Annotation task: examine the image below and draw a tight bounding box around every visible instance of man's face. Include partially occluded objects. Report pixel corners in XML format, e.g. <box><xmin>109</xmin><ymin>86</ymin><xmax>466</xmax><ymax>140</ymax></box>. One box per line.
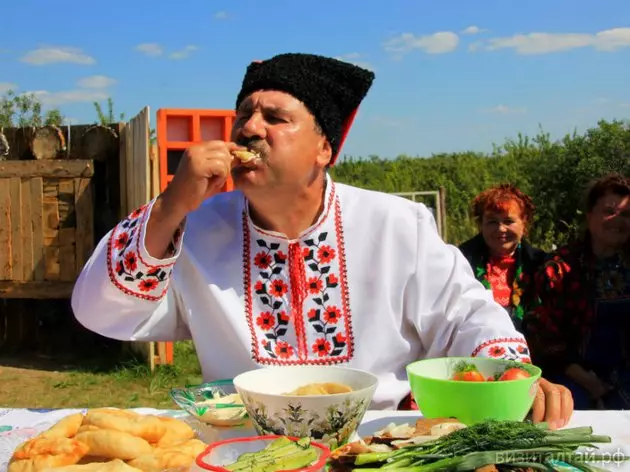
<box><xmin>230</xmin><ymin>90</ymin><xmax>332</xmax><ymax>193</ymax></box>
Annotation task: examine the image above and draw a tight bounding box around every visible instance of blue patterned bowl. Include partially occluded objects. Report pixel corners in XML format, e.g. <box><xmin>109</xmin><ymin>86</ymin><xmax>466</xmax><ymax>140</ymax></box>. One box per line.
<box><xmin>169</xmin><ymin>380</ymin><xmax>249</xmax><ymax>427</ymax></box>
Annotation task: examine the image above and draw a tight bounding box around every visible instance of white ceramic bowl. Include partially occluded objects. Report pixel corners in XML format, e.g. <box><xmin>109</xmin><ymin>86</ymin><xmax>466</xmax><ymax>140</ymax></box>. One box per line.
<box><xmin>232</xmin><ymin>366</ymin><xmax>378</xmax><ymax>450</ymax></box>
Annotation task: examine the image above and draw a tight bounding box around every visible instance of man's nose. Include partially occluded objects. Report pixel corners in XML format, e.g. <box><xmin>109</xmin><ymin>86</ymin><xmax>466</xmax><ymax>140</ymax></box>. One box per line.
<box><xmin>241</xmin><ymin>112</ymin><xmax>265</xmax><ymax>139</ymax></box>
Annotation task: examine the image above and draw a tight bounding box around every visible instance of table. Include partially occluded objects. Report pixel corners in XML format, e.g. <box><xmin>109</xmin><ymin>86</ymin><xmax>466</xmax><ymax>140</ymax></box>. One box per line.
<box><xmin>1</xmin><ymin>408</ymin><xmax>629</xmax><ymax>470</ymax></box>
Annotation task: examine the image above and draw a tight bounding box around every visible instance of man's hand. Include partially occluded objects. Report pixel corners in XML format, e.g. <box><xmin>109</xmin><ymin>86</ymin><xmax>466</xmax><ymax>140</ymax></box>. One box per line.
<box><xmin>161</xmin><ymin>141</ymin><xmax>246</xmax><ymax>219</ymax></box>
<box><xmin>531</xmin><ymin>378</ymin><xmax>574</xmax><ymax>430</ymax></box>
<box><xmin>145</xmin><ymin>140</ymin><xmax>246</xmax><ymax>259</ymax></box>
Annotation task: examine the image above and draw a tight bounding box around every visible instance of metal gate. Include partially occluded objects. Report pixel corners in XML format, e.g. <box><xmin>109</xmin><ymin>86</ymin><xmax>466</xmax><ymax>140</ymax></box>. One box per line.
<box><xmin>390</xmin><ymin>188</ymin><xmax>447</xmax><ymax>241</ymax></box>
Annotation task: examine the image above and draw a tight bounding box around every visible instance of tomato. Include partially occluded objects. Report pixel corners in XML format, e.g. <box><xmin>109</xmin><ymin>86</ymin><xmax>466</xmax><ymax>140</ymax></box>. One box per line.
<box><xmin>451</xmin><ymin>371</ymin><xmax>486</xmax><ymax>382</ymax></box>
<box><xmin>498</xmin><ymin>367</ymin><xmax>531</xmax><ymax>381</ymax></box>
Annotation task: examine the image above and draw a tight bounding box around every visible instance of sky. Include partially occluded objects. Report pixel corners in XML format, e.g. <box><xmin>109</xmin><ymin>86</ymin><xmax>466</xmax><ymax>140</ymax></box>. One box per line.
<box><xmin>1</xmin><ymin>0</ymin><xmax>629</xmax><ymax>160</ymax></box>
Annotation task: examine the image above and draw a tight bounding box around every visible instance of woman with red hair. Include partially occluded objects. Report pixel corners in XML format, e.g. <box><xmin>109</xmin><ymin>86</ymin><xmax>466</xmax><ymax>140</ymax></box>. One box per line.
<box><xmin>459</xmin><ymin>184</ymin><xmax>546</xmax><ymax>333</ymax></box>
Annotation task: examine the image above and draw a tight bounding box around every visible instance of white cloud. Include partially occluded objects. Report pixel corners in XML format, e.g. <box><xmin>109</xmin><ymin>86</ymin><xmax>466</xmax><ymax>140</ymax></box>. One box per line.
<box><xmin>20</xmin><ymin>46</ymin><xmax>95</xmax><ymax>65</ymax></box>
<box><xmin>17</xmin><ymin>74</ymin><xmax>116</xmax><ymax>106</ymax></box>
<box><xmin>461</xmin><ymin>26</ymin><xmax>487</xmax><ymax>35</ymax></box>
<box><xmin>214</xmin><ymin>11</ymin><xmax>228</xmax><ymax>19</ymax></box>
<box><xmin>27</xmin><ymin>89</ymin><xmax>109</xmax><ymax>106</ymax></box>
<box><xmin>169</xmin><ymin>45</ymin><xmax>199</xmax><ymax>60</ymax></box>
<box><xmin>76</xmin><ymin>75</ymin><xmax>117</xmax><ymax>89</ymax></box>
<box><xmin>473</xmin><ymin>27</ymin><xmax>630</xmax><ymax>55</ymax></box>
<box><xmin>335</xmin><ymin>53</ymin><xmax>374</xmax><ymax>71</ymax></box>
<box><xmin>383</xmin><ymin>32</ymin><xmax>459</xmax><ymax>58</ymax></box>
<box><xmin>482</xmin><ymin>105</ymin><xmax>527</xmax><ymax>114</ymax></box>
<box><xmin>468</xmin><ymin>41</ymin><xmax>482</xmax><ymax>52</ymax></box>
<box><xmin>135</xmin><ymin>43</ymin><xmax>163</xmax><ymax>56</ymax></box>
<box><xmin>135</xmin><ymin>43</ymin><xmax>199</xmax><ymax>60</ymax></box>
<box><xmin>0</xmin><ymin>82</ymin><xmax>17</xmax><ymax>94</ymax></box>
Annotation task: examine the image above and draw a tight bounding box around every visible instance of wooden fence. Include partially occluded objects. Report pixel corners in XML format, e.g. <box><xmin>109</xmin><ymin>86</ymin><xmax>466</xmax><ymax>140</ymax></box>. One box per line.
<box><xmin>0</xmin><ymin>111</ymin><xmax>158</xmax><ymax>357</ymax></box>
<box><xmin>0</xmin><ymin>160</ymin><xmax>94</xmax><ymax>298</ymax></box>
<box><xmin>117</xmin><ymin>107</ymin><xmax>164</xmax><ymax>369</ymax></box>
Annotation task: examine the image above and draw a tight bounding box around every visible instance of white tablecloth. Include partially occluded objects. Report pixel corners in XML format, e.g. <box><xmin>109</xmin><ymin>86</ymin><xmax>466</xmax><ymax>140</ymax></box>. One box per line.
<box><xmin>1</xmin><ymin>408</ymin><xmax>629</xmax><ymax>470</ymax></box>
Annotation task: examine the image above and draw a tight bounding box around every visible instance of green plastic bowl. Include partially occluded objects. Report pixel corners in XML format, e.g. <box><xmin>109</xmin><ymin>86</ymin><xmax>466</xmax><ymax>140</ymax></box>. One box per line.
<box><xmin>406</xmin><ymin>357</ymin><xmax>542</xmax><ymax>425</ymax></box>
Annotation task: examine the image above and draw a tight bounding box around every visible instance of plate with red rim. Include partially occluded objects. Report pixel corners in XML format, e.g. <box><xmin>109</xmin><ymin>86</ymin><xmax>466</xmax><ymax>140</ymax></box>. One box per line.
<box><xmin>192</xmin><ymin>434</ymin><xmax>331</xmax><ymax>472</ymax></box>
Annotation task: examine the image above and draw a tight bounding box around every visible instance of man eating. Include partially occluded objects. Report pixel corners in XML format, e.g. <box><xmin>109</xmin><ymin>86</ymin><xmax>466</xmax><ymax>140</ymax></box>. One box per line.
<box><xmin>71</xmin><ymin>53</ymin><xmax>572</xmax><ymax>428</ymax></box>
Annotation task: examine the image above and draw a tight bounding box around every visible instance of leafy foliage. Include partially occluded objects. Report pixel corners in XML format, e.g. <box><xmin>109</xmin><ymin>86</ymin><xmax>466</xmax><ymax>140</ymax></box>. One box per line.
<box><xmin>0</xmin><ymin>90</ymin><xmax>64</xmax><ymax>128</ymax></box>
<box><xmin>93</xmin><ymin>97</ymin><xmax>125</xmax><ymax>124</ymax></box>
<box><xmin>330</xmin><ymin>119</ymin><xmax>630</xmax><ymax>251</ymax></box>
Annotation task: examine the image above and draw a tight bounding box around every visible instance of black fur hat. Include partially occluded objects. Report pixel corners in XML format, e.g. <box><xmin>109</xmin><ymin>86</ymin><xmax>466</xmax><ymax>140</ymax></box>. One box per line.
<box><xmin>235</xmin><ymin>53</ymin><xmax>375</xmax><ymax>164</ymax></box>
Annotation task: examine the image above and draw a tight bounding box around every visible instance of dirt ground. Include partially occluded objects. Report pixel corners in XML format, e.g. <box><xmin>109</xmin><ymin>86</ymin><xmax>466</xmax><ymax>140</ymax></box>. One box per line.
<box><xmin>0</xmin><ymin>342</ymin><xmax>203</xmax><ymax>409</ymax></box>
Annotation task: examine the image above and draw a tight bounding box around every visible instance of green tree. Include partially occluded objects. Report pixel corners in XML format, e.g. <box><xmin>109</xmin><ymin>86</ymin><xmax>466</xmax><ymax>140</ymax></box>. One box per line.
<box><xmin>0</xmin><ymin>90</ymin><xmax>64</xmax><ymax>128</ymax></box>
<box><xmin>94</xmin><ymin>98</ymin><xmax>156</xmax><ymax>144</ymax></box>
<box><xmin>93</xmin><ymin>97</ymin><xmax>125</xmax><ymax>125</ymax></box>
<box><xmin>331</xmin><ymin>119</ymin><xmax>630</xmax><ymax>251</ymax></box>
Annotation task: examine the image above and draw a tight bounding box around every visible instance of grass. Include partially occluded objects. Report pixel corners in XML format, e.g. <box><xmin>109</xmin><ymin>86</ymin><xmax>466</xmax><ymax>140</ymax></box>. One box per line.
<box><xmin>0</xmin><ymin>341</ymin><xmax>204</xmax><ymax>409</ymax></box>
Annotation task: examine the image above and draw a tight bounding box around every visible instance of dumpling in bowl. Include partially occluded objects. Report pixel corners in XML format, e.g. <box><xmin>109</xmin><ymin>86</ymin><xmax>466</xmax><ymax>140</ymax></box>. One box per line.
<box><xmin>284</xmin><ymin>382</ymin><xmax>353</xmax><ymax>395</ymax></box>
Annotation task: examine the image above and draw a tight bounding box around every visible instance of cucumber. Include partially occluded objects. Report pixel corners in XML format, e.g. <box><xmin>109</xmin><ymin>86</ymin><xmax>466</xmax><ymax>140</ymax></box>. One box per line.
<box><xmin>223</xmin><ymin>436</ymin><xmax>319</xmax><ymax>472</ymax></box>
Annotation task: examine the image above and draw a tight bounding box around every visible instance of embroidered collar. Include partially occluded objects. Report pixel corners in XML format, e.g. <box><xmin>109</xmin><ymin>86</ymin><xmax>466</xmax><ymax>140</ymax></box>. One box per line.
<box><xmin>244</xmin><ymin>173</ymin><xmax>335</xmax><ymax>241</ymax></box>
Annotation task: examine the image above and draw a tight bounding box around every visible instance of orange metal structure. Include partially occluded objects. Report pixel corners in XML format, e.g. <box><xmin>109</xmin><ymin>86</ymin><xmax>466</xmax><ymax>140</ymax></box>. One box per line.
<box><xmin>156</xmin><ymin>108</ymin><xmax>237</xmax><ymax>192</ymax></box>
<box><xmin>154</xmin><ymin>108</ymin><xmax>237</xmax><ymax>364</ymax></box>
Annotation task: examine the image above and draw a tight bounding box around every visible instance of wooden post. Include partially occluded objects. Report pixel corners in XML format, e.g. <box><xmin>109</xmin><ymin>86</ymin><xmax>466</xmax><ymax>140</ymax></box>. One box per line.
<box><xmin>439</xmin><ymin>186</ymin><xmax>447</xmax><ymax>243</ymax></box>
<box><xmin>123</xmin><ymin>107</ymin><xmax>157</xmax><ymax>371</ymax></box>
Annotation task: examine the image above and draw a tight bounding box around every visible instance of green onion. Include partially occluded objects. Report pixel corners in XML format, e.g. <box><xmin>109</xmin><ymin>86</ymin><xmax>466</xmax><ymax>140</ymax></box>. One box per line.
<box><xmin>327</xmin><ymin>420</ymin><xmax>625</xmax><ymax>472</ymax></box>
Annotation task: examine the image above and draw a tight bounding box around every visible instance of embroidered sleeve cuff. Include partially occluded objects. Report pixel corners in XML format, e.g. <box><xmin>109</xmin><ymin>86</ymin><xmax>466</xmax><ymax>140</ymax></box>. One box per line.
<box><xmin>106</xmin><ymin>199</ymin><xmax>185</xmax><ymax>302</ymax></box>
<box><xmin>471</xmin><ymin>337</ymin><xmax>532</xmax><ymax>363</ymax></box>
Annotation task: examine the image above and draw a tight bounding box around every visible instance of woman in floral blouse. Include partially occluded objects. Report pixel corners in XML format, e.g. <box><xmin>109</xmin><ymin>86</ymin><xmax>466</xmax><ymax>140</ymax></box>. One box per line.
<box><xmin>459</xmin><ymin>184</ymin><xmax>547</xmax><ymax>333</ymax></box>
<box><xmin>524</xmin><ymin>173</ymin><xmax>630</xmax><ymax>409</ymax></box>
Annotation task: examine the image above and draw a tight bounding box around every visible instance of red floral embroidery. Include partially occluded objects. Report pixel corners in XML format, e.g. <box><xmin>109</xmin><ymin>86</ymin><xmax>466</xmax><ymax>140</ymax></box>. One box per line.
<box><xmin>248</xmin><ymin>235</ymin><xmax>295</xmax><ymax>360</ymax></box>
<box><xmin>312</xmin><ymin>338</ymin><xmax>331</xmax><ymax>357</ymax></box>
<box><xmin>471</xmin><ymin>337</ymin><xmax>530</xmax><ymax>362</ymax></box>
<box><xmin>269</xmin><ymin>279</ymin><xmax>289</xmax><ymax>297</ymax></box>
<box><xmin>301</xmin><ymin>226</ymin><xmax>349</xmax><ymax>358</ymax></box>
<box><xmin>244</xmin><ymin>183</ymin><xmax>355</xmax><ymax>366</ymax></box>
<box><xmin>106</xmin><ymin>201</ymin><xmax>180</xmax><ymax>301</ymax></box>
<box><xmin>323</xmin><ymin>306</ymin><xmax>341</xmax><ymax>324</ymax></box>
<box><xmin>307</xmin><ymin>277</ymin><xmax>323</xmax><ymax>294</ymax></box>
<box><xmin>256</xmin><ymin>312</ymin><xmax>275</xmax><ymax>331</ymax></box>
<box><xmin>254</xmin><ymin>252</ymin><xmax>272</xmax><ymax>269</ymax></box>
<box><xmin>114</xmin><ymin>232</ymin><xmax>129</xmax><ymax>250</ymax></box>
<box><xmin>139</xmin><ymin>278</ymin><xmax>159</xmax><ymax>292</ymax></box>
<box><xmin>124</xmin><ymin>252</ymin><xmax>138</xmax><ymax>272</ymax></box>
<box><xmin>488</xmin><ymin>346</ymin><xmax>506</xmax><ymax>357</ymax></box>
<box><xmin>317</xmin><ymin>246</ymin><xmax>335</xmax><ymax>264</ymax></box>
<box><xmin>275</xmin><ymin>341</ymin><xmax>294</xmax><ymax>359</ymax></box>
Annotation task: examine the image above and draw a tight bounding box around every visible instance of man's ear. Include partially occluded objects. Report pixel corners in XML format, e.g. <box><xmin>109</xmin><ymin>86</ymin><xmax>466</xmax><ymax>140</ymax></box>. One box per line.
<box><xmin>316</xmin><ymin>137</ymin><xmax>333</xmax><ymax>168</ymax></box>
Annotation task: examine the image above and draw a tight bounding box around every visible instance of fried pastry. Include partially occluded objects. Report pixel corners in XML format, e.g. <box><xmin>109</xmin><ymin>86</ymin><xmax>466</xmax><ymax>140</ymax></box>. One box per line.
<box><xmin>9</xmin><ymin>437</ymin><xmax>90</xmax><ymax>472</ymax></box>
<box><xmin>82</xmin><ymin>410</ymin><xmax>166</xmax><ymax>443</ymax></box>
<box><xmin>40</xmin><ymin>458</ymin><xmax>142</xmax><ymax>471</ymax></box>
<box><xmin>40</xmin><ymin>413</ymin><xmax>84</xmax><ymax>439</ymax></box>
<box><xmin>74</xmin><ymin>430</ymin><xmax>152</xmax><ymax>460</ymax></box>
<box><xmin>154</xmin><ymin>416</ymin><xmax>195</xmax><ymax>447</ymax></box>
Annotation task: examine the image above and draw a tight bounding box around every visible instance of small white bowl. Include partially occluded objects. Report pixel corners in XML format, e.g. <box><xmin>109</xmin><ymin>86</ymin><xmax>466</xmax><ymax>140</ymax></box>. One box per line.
<box><xmin>232</xmin><ymin>366</ymin><xmax>378</xmax><ymax>450</ymax></box>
